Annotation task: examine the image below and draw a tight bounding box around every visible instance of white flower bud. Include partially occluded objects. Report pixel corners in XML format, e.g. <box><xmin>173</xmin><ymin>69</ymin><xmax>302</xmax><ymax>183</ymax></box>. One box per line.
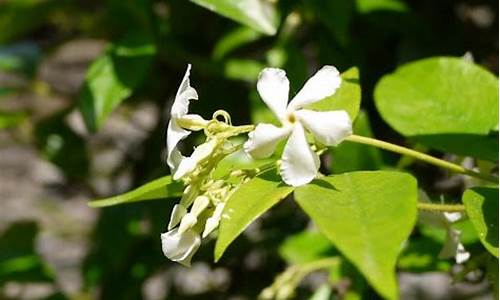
<box><xmin>174</xmin><ymin>139</ymin><xmax>218</xmax><ymax>180</ymax></box>
<box><xmin>191</xmin><ymin>195</ymin><xmax>210</xmax><ymax>217</ymax></box>
<box><xmin>178</xmin><ymin>213</ymin><xmax>197</xmax><ymax>234</ymax></box>
<box><xmin>168</xmin><ymin>204</ymin><xmax>187</xmax><ymax>230</ymax></box>
<box><xmin>161</xmin><ymin>228</ymin><xmax>201</xmax><ymax>267</ymax></box>
<box><xmin>202</xmin><ymin>203</ymin><xmax>225</xmax><ymax>238</ymax></box>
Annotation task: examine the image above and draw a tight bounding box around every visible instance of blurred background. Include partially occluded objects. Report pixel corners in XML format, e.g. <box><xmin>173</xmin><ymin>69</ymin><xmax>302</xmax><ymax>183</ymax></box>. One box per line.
<box><xmin>0</xmin><ymin>0</ymin><xmax>498</xmax><ymax>299</ymax></box>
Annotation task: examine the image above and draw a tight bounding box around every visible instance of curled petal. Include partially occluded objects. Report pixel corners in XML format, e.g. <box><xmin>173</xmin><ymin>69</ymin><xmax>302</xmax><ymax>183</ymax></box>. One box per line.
<box><xmin>171</xmin><ymin>64</ymin><xmax>198</xmax><ymax>119</ymax></box>
<box><xmin>174</xmin><ymin>139</ymin><xmax>218</xmax><ymax>180</ymax></box>
<box><xmin>280</xmin><ymin>124</ymin><xmax>320</xmax><ymax>187</ymax></box>
<box><xmin>257</xmin><ymin>68</ymin><xmax>290</xmax><ymax>119</ymax></box>
<box><xmin>296</xmin><ymin>109</ymin><xmax>352</xmax><ymax>146</ymax></box>
<box><xmin>167</xmin><ymin>120</ymin><xmax>190</xmax><ymax>172</ymax></box>
<box><xmin>244</xmin><ymin>124</ymin><xmax>291</xmax><ymax>159</ymax></box>
<box><xmin>161</xmin><ymin>228</ymin><xmax>201</xmax><ymax>267</ymax></box>
<box><xmin>288</xmin><ymin>65</ymin><xmax>341</xmax><ymax>110</ymax></box>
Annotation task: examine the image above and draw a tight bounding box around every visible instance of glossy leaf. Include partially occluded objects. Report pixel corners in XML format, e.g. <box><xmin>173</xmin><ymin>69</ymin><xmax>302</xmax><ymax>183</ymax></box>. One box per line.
<box><xmin>189</xmin><ymin>0</ymin><xmax>278</xmax><ymax>35</ymax></box>
<box><xmin>214</xmin><ymin>171</ymin><xmax>294</xmax><ymax>261</ymax></box>
<box><xmin>213</xmin><ymin>27</ymin><xmax>262</xmax><ymax>59</ymax></box>
<box><xmin>294</xmin><ymin>171</ymin><xmax>418</xmax><ymax>299</ymax></box>
<box><xmin>462</xmin><ymin>187</ymin><xmax>499</xmax><ymax>257</ymax></box>
<box><xmin>78</xmin><ymin>34</ymin><xmax>156</xmax><ymax>132</ymax></box>
<box><xmin>88</xmin><ymin>176</ymin><xmax>183</xmax><ymax>208</ymax></box>
<box><xmin>307</xmin><ymin>67</ymin><xmax>361</xmax><ymax>121</ymax></box>
<box><xmin>375</xmin><ymin>57</ymin><xmax>499</xmax><ymax>160</ymax></box>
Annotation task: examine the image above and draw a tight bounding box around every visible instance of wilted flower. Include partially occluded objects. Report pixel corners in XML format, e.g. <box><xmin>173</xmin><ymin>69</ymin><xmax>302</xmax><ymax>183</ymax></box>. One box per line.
<box><xmin>244</xmin><ymin>66</ymin><xmax>352</xmax><ymax>186</ymax></box>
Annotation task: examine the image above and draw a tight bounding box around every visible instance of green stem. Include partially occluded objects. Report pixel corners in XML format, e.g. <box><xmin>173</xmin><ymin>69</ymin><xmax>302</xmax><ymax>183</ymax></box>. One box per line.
<box><xmin>345</xmin><ymin>135</ymin><xmax>498</xmax><ymax>184</ymax></box>
<box><xmin>417</xmin><ymin>202</ymin><xmax>465</xmax><ymax>212</ymax></box>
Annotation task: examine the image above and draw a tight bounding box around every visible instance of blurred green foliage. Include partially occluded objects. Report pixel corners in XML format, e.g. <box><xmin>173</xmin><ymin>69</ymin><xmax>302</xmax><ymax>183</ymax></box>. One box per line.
<box><xmin>0</xmin><ymin>0</ymin><xmax>498</xmax><ymax>299</ymax></box>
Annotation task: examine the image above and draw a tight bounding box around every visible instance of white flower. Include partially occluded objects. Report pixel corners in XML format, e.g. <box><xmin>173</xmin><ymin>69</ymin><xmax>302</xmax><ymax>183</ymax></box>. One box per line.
<box><xmin>166</xmin><ymin>64</ymin><xmax>207</xmax><ymax>174</ymax></box>
<box><xmin>244</xmin><ymin>66</ymin><xmax>352</xmax><ymax>186</ymax></box>
<box><xmin>173</xmin><ymin>139</ymin><xmax>218</xmax><ymax>180</ymax></box>
<box><xmin>161</xmin><ymin>228</ymin><xmax>201</xmax><ymax>267</ymax></box>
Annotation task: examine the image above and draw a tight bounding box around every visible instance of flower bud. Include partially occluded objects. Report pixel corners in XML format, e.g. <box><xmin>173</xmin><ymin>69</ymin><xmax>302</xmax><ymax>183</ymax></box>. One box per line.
<box><xmin>168</xmin><ymin>204</ymin><xmax>187</xmax><ymax>230</ymax></box>
<box><xmin>179</xmin><ymin>213</ymin><xmax>197</xmax><ymax>234</ymax></box>
<box><xmin>174</xmin><ymin>139</ymin><xmax>218</xmax><ymax>180</ymax></box>
<box><xmin>191</xmin><ymin>195</ymin><xmax>210</xmax><ymax>217</ymax></box>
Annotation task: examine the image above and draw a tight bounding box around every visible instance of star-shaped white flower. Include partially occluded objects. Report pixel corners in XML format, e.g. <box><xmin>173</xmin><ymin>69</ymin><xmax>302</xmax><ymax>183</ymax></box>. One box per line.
<box><xmin>167</xmin><ymin>64</ymin><xmax>206</xmax><ymax>174</ymax></box>
<box><xmin>244</xmin><ymin>66</ymin><xmax>352</xmax><ymax>186</ymax></box>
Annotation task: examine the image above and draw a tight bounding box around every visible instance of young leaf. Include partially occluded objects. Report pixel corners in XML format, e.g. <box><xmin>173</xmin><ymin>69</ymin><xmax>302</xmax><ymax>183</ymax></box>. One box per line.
<box><xmin>214</xmin><ymin>171</ymin><xmax>294</xmax><ymax>261</ymax></box>
<box><xmin>462</xmin><ymin>187</ymin><xmax>499</xmax><ymax>257</ymax></box>
<box><xmin>189</xmin><ymin>0</ymin><xmax>279</xmax><ymax>35</ymax></box>
<box><xmin>307</xmin><ymin>67</ymin><xmax>361</xmax><ymax>121</ymax></box>
<box><xmin>375</xmin><ymin>57</ymin><xmax>499</xmax><ymax>161</ymax></box>
<box><xmin>78</xmin><ymin>34</ymin><xmax>156</xmax><ymax>132</ymax></box>
<box><xmin>88</xmin><ymin>176</ymin><xmax>183</xmax><ymax>208</ymax></box>
<box><xmin>294</xmin><ymin>171</ymin><xmax>418</xmax><ymax>300</ymax></box>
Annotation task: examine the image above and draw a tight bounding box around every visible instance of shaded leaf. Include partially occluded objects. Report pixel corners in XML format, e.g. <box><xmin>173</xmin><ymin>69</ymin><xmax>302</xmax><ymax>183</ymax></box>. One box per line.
<box><xmin>462</xmin><ymin>187</ymin><xmax>499</xmax><ymax>257</ymax></box>
<box><xmin>294</xmin><ymin>171</ymin><xmax>418</xmax><ymax>299</ymax></box>
<box><xmin>78</xmin><ymin>33</ymin><xmax>156</xmax><ymax>132</ymax></box>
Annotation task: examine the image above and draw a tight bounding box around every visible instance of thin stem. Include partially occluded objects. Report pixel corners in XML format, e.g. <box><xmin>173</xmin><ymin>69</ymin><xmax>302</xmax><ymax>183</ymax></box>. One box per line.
<box><xmin>417</xmin><ymin>202</ymin><xmax>466</xmax><ymax>212</ymax></box>
<box><xmin>345</xmin><ymin>135</ymin><xmax>498</xmax><ymax>184</ymax></box>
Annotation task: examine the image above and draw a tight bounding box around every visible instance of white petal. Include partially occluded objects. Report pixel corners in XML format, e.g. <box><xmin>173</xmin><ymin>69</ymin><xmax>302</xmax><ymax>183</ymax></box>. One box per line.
<box><xmin>288</xmin><ymin>65</ymin><xmax>341</xmax><ymax>110</ymax></box>
<box><xmin>444</xmin><ymin>212</ymin><xmax>462</xmax><ymax>223</ymax></box>
<box><xmin>174</xmin><ymin>139</ymin><xmax>218</xmax><ymax>180</ymax></box>
<box><xmin>161</xmin><ymin>228</ymin><xmax>201</xmax><ymax>267</ymax></box>
<box><xmin>168</xmin><ymin>204</ymin><xmax>187</xmax><ymax>230</ymax></box>
<box><xmin>166</xmin><ymin>120</ymin><xmax>190</xmax><ymax>172</ymax></box>
<box><xmin>178</xmin><ymin>114</ymin><xmax>207</xmax><ymax>131</ymax></box>
<box><xmin>244</xmin><ymin>123</ymin><xmax>291</xmax><ymax>159</ymax></box>
<box><xmin>455</xmin><ymin>243</ymin><xmax>471</xmax><ymax>264</ymax></box>
<box><xmin>171</xmin><ymin>64</ymin><xmax>198</xmax><ymax>119</ymax></box>
<box><xmin>280</xmin><ymin>124</ymin><xmax>320</xmax><ymax>187</ymax></box>
<box><xmin>295</xmin><ymin>109</ymin><xmax>352</xmax><ymax>146</ymax></box>
<box><xmin>257</xmin><ymin>68</ymin><xmax>290</xmax><ymax>119</ymax></box>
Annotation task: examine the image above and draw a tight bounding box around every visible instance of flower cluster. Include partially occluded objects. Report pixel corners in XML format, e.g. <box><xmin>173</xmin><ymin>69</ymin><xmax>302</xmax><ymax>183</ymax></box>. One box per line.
<box><xmin>161</xmin><ymin>64</ymin><xmax>352</xmax><ymax>266</ymax></box>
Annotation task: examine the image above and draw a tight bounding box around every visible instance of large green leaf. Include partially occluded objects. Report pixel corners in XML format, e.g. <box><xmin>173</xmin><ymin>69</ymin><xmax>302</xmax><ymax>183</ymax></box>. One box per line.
<box><xmin>279</xmin><ymin>230</ymin><xmax>335</xmax><ymax>264</ymax></box>
<box><xmin>189</xmin><ymin>0</ymin><xmax>278</xmax><ymax>35</ymax></box>
<box><xmin>294</xmin><ymin>171</ymin><xmax>418</xmax><ymax>300</ymax></box>
<box><xmin>88</xmin><ymin>176</ymin><xmax>183</xmax><ymax>208</ymax></box>
<box><xmin>214</xmin><ymin>171</ymin><xmax>294</xmax><ymax>261</ymax></box>
<box><xmin>375</xmin><ymin>57</ymin><xmax>499</xmax><ymax>161</ymax></box>
<box><xmin>78</xmin><ymin>34</ymin><xmax>156</xmax><ymax>132</ymax></box>
<box><xmin>307</xmin><ymin>67</ymin><xmax>361</xmax><ymax>121</ymax></box>
<box><xmin>462</xmin><ymin>187</ymin><xmax>499</xmax><ymax>257</ymax></box>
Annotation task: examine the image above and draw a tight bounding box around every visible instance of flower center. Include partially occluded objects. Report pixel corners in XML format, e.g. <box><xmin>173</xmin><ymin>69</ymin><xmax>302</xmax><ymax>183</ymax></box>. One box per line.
<box><xmin>286</xmin><ymin>112</ymin><xmax>297</xmax><ymax>124</ymax></box>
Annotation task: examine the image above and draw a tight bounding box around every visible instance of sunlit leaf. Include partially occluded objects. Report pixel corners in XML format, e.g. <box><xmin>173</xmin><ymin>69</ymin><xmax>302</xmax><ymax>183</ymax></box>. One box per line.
<box><xmin>375</xmin><ymin>57</ymin><xmax>499</xmax><ymax>161</ymax></box>
<box><xmin>279</xmin><ymin>230</ymin><xmax>335</xmax><ymax>264</ymax></box>
<box><xmin>214</xmin><ymin>171</ymin><xmax>294</xmax><ymax>261</ymax></box>
<box><xmin>462</xmin><ymin>187</ymin><xmax>499</xmax><ymax>257</ymax></box>
<box><xmin>189</xmin><ymin>0</ymin><xmax>279</xmax><ymax>35</ymax></box>
<box><xmin>88</xmin><ymin>176</ymin><xmax>183</xmax><ymax>208</ymax></box>
<box><xmin>294</xmin><ymin>171</ymin><xmax>418</xmax><ymax>300</ymax></box>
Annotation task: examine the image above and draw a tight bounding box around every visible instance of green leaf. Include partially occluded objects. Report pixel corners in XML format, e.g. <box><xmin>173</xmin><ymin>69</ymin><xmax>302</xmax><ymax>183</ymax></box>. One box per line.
<box><xmin>78</xmin><ymin>34</ymin><xmax>156</xmax><ymax>132</ymax></box>
<box><xmin>294</xmin><ymin>171</ymin><xmax>418</xmax><ymax>300</ymax></box>
<box><xmin>0</xmin><ymin>111</ymin><xmax>27</xmax><ymax>129</ymax></box>
<box><xmin>331</xmin><ymin>110</ymin><xmax>384</xmax><ymax>173</ymax></box>
<box><xmin>189</xmin><ymin>0</ymin><xmax>279</xmax><ymax>35</ymax></box>
<box><xmin>224</xmin><ymin>59</ymin><xmax>265</xmax><ymax>82</ymax></box>
<box><xmin>279</xmin><ymin>231</ymin><xmax>335</xmax><ymax>264</ymax></box>
<box><xmin>462</xmin><ymin>187</ymin><xmax>499</xmax><ymax>257</ymax></box>
<box><xmin>213</xmin><ymin>26</ymin><xmax>262</xmax><ymax>59</ymax></box>
<box><xmin>309</xmin><ymin>0</ymin><xmax>353</xmax><ymax>46</ymax></box>
<box><xmin>307</xmin><ymin>67</ymin><xmax>361</xmax><ymax>121</ymax></box>
<box><xmin>214</xmin><ymin>171</ymin><xmax>294</xmax><ymax>261</ymax></box>
<box><xmin>88</xmin><ymin>176</ymin><xmax>183</xmax><ymax>208</ymax></box>
<box><xmin>213</xmin><ymin>148</ymin><xmax>274</xmax><ymax>179</ymax></box>
<box><xmin>356</xmin><ymin>0</ymin><xmax>409</xmax><ymax>14</ymax></box>
<box><xmin>375</xmin><ymin>57</ymin><xmax>499</xmax><ymax>160</ymax></box>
